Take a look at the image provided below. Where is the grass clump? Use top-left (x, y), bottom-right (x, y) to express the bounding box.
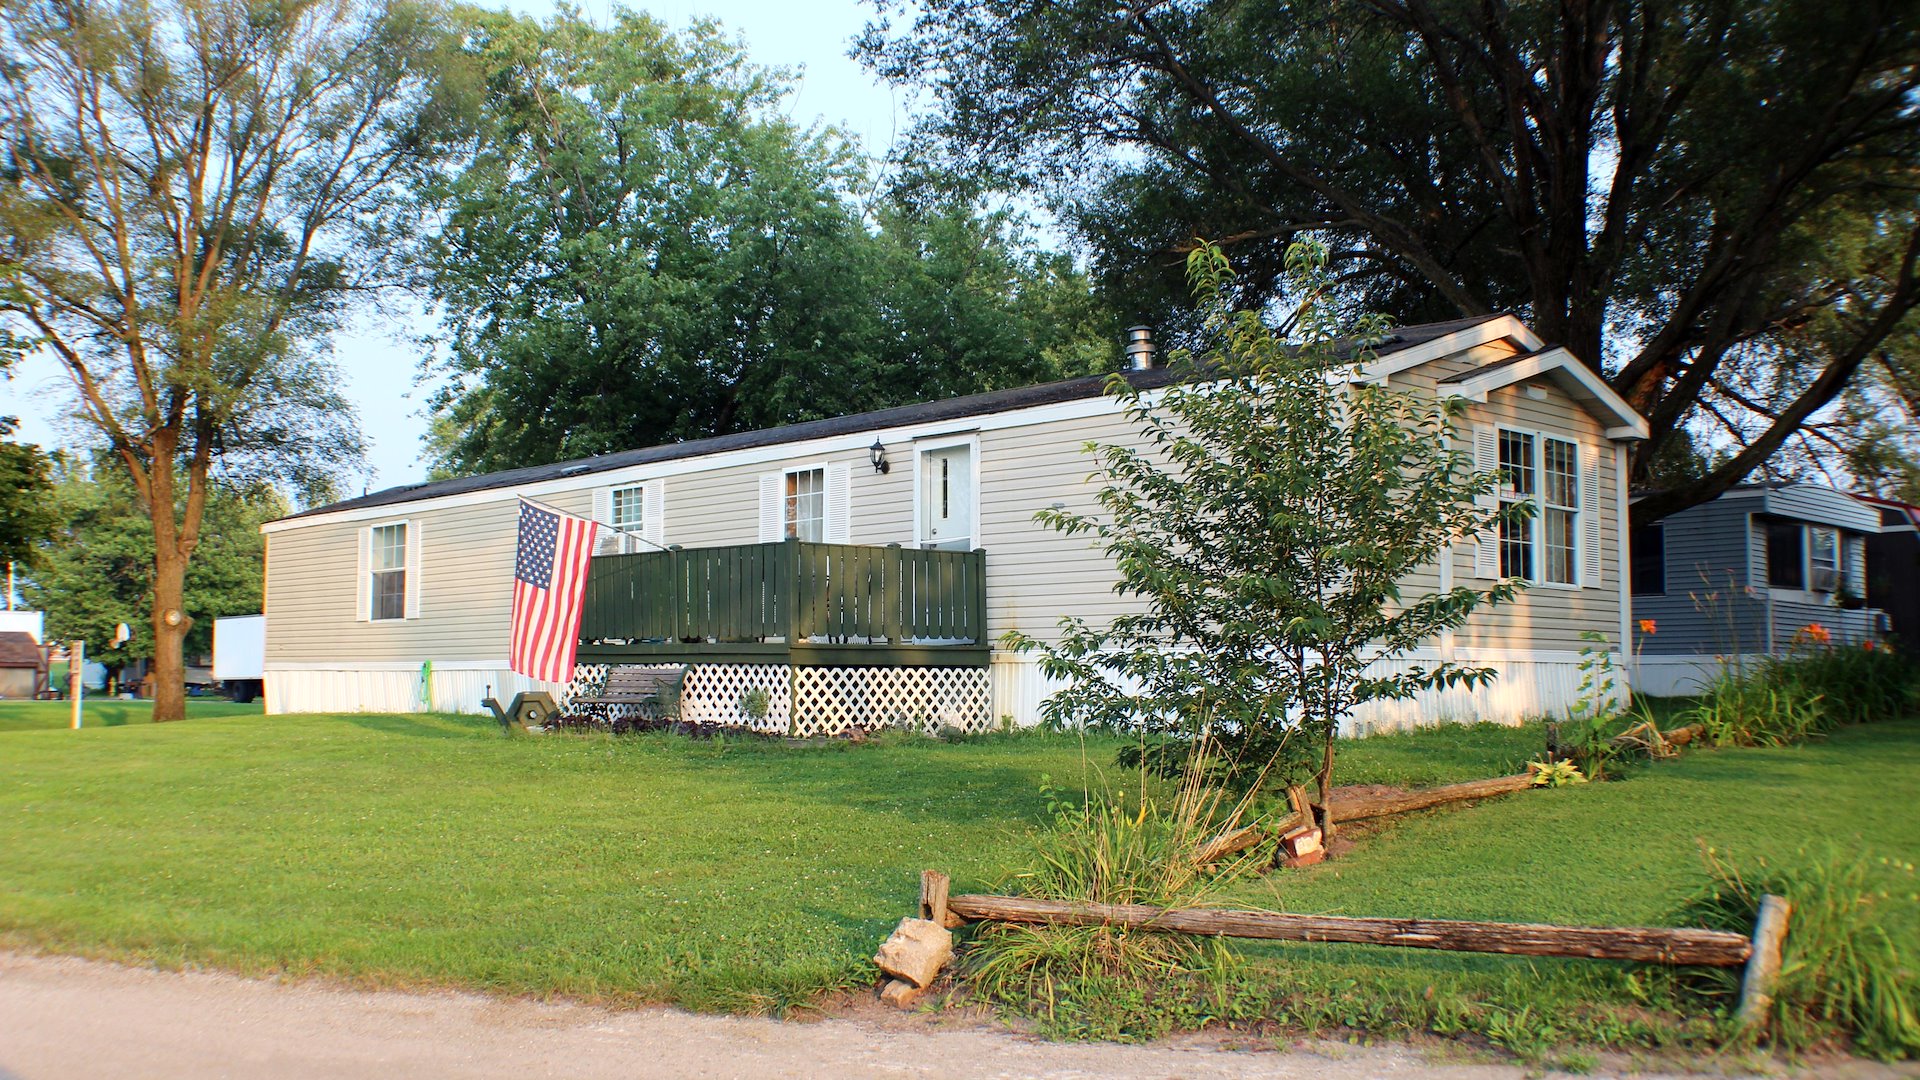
top-left (1673, 848), bottom-right (1920, 1060)
top-left (962, 761), bottom-right (1267, 1039)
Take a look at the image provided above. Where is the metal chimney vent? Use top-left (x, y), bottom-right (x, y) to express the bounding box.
top-left (1124, 325), bottom-right (1156, 370)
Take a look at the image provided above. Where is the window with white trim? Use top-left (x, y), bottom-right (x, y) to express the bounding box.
top-left (785, 468), bottom-right (825, 542)
top-left (1541, 436), bottom-right (1580, 585)
top-left (370, 523), bottom-right (407, 621)
top-left (1497, 430), bottom-right (1535, 580)
top-left (610, 485), bottom-right (646, 534)
top-left (1809, 526), bottom-right (1840, 592)
top-left (1496, 428), bottom-right (1583, 585)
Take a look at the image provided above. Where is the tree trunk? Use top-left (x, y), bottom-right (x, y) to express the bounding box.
top-left (149, 542), bottom-right (192, 723)
top-left (1316, 729), bottom-right (1337, 839)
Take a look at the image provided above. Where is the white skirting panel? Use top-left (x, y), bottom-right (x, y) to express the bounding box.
top-left (264, 663), bottom-right (565, 716)
top-left (989, 650), bottom-right (1628, 734)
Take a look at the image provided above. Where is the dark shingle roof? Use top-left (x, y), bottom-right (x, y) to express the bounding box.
top-left (286, 314), bottom-right (1508, 522)
top-left (0, 632), bottom-right (43, 668)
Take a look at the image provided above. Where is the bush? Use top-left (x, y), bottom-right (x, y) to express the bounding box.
top-left (1671, 848), bottom-right (1920, 1060)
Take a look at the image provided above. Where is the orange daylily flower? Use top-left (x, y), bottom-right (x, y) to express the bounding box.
top-left (1637, 619), bottom-right (1657, 634)
top-left (1802, 622), bottom-right (1831, 645)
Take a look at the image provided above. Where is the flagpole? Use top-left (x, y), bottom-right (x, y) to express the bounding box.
top-left (517, 495), bottom-right (670, 551)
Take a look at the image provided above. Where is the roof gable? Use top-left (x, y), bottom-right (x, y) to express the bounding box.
top-left (1435, 347), bottom-right (1650, 440)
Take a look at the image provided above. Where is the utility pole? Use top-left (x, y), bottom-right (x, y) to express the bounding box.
top-left (5, 561), bottom-right (14, 611)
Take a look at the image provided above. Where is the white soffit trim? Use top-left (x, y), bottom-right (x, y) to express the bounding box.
top-left (1444, 347), bottom-right (1650, 441)
top-left (1351, 314), bottom-right (1544, 384)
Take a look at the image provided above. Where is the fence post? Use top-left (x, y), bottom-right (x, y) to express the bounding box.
top-left (1736, 894), bottom-right (1792, 1031)
top-left (885, 544), bottom-right (906, 644)
top-left (969, 549), bottom-right (988, 645)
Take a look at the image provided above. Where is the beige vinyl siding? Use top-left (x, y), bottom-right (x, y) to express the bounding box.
top-left (266, 490), bottom-right (591, 663)
top-left (977, 411), bottom-right (1147, 643)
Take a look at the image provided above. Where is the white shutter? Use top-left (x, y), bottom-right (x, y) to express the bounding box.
top-left (758, 474), bottom-right (784, 542)
top-left (644, 482), bottom-right (666, 548)
top-left (354, 526), bottom-right (371, 622)
top-left (1473, 425), bottom-right (1500, 578)
top-left (1845, 534), bottom-right (1866, 597)
top-left (591, 488), bottom-right (621, 555)
top-left (404, 521), bottom-right (423, 619)
top-left (825, 462), bottom-right (852, 545)
top-left (1581, 445), bottom-right (1603, 588)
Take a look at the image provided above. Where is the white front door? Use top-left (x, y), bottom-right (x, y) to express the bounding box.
top-left (920, 444), bottom-right (975, 550)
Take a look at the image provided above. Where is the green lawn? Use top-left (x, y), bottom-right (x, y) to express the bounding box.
top-left (0, 699), bottom-right (262, 733)
top-left (0, 710), bottom-right (1913, 1038)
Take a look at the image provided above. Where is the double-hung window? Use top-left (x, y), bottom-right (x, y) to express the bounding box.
top-left (610, 485), bottom-right (646, 535)
top-left (1496, 428), bottom-right (1582, 586)
top-left (1541, 437), bottom-right (1580, 585)
top-left (1809, 526), bottom-right (1840, 592)
top-left (785, 468), bottom-right (825, 542)
top-left (370, 523), bottom-right (407, 621)
top-left (1497, 430), bottom-right (1536, 581)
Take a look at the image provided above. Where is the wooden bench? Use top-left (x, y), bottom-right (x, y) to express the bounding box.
top-left (568, 666), bottom-right (685, 728)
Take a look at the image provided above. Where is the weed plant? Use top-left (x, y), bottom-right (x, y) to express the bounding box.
top-left (1670, 848), bottom-right (1920, 1060)
top-left (961, 749), bottom-right (1270, 1038)
top-left (1681, 641), bottom-right (1918, 747)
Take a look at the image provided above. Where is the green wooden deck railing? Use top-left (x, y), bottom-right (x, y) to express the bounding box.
top-left (576, 540), bottom-right (989, 667)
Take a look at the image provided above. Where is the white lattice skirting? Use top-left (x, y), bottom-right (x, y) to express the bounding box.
top-left (672, 663), bottom-right (990, 737)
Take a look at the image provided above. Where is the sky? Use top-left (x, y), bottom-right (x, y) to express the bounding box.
top-left (0, 0), bottom-right (908, 499)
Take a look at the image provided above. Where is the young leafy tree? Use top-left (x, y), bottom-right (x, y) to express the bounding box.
top-left (861, 0), bottom-right (1920, 520)
top-left (0, 0), bottom-right (458, 719)
top-left (1008, 242), bottom-right (1523, 825)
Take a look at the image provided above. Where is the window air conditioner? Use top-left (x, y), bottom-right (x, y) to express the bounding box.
top-left (1810, 566), bottom-right (1840, 593)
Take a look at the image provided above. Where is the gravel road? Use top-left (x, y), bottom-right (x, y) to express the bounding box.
top-left (0, 951), bottom-right (1893, 1080)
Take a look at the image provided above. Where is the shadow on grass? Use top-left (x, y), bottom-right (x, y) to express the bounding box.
top-left (336, 713), bottom-right (491, 740)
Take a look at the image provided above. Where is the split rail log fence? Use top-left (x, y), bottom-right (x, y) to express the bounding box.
top-left (1317, 772), bottom-right (1535, 823)
top-left (883, 870), bottom-right (1791, 1029)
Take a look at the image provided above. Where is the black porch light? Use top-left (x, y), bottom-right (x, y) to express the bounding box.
top-left (869, 437), bottom-right (890, 474)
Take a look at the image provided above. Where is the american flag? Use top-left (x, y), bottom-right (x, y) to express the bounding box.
top-left (509, 500), bottom-right (600, 684)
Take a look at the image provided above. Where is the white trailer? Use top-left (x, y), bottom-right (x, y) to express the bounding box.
top-left (212, 614), bottom-right (265, 703)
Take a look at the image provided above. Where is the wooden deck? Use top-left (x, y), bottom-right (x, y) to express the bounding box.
top-left (576, 540), bottom-right (989, 667)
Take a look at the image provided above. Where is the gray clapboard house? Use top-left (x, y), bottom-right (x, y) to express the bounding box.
top-left (1629, 483), bottom-right (1888, 695)
top-left (260, 314), bottom-right (1648, 734)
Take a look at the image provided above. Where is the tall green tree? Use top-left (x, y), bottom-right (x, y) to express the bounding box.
top-left (0, 0), bottom-right (462, 719)
top-left (0, 417), bottom-right (56, 570)
top-left (25, 459), bottom-right (284, 665)
top-left (418, 7), bottom-right (1115, 475)
top-left (860, 0), bottom-right (1920, 520)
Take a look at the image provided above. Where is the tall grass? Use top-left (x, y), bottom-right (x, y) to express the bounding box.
top-left (1679, 642), bottom-right (1919, 748)
top-left (1672, 848), bottom-right (1920, 1060)
top-left (961, 750), bottom-right (1271, 1038)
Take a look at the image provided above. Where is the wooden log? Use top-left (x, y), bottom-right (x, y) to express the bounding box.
top-left (1318, 772), bottom-right (1534, 823)
top-left (944, 894), bottom-right (1753, 967)
top-left (1194, 824), bottom-right (1265, 865)
top-left (1736, 894), bottom-right (1793, 1029)
top-left (919, 869), bottom-right (954, 927)
top-left (1663, 723), bottom-right (1706, 749)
